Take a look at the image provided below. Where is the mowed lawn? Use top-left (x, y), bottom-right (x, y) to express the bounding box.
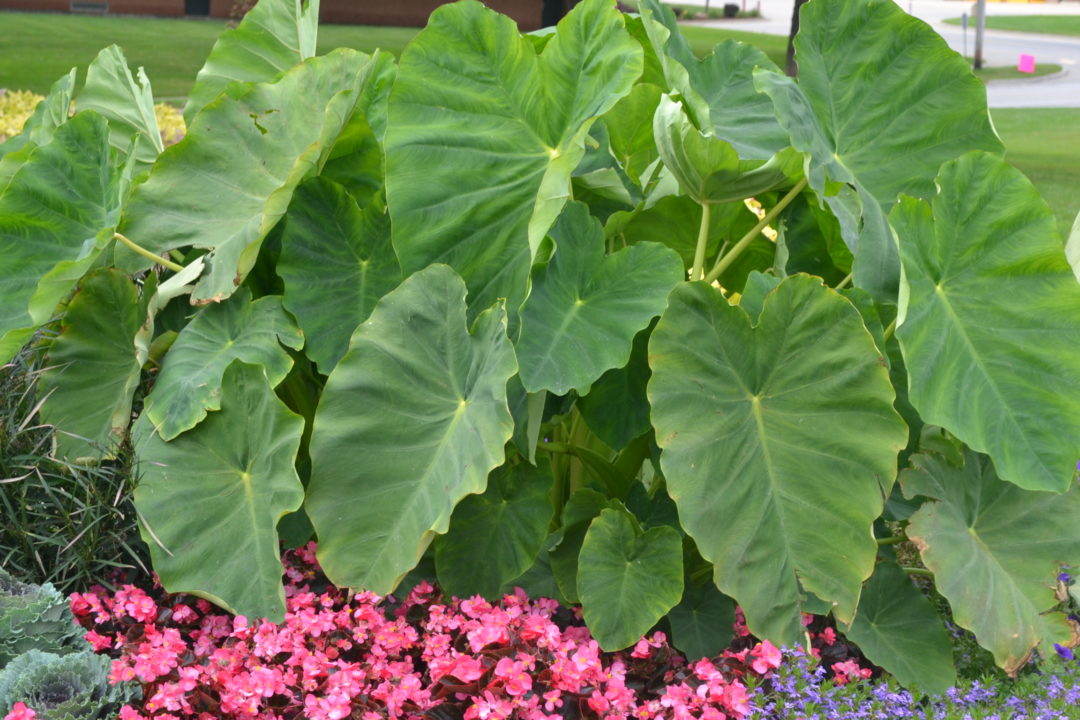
top-left (0, 11), bottom-right (420, 99)
top-left (991, 108), bottom-right (1080, 237)
top-left (0, 11), bottom-right (784, 99)
top-left (945, 15), bottom-right (1080, 37)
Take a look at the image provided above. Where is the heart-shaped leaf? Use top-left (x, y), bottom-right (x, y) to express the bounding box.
top-left (844, 560), bottom-right (956, 693)
top-left (517, 201), bottom-right (682, 395)
top-left (648, 274), bottom-right (907, 645)
top-left (893, 152), bottom-right (1080, 493)
top-left (77, 45), bottom-right (163, 171)
top-left (0, 112), bottom-right (120, 363)
top-left (0, 69), bottom-right (76, 191)
top-left (306, 265), bottom-right (517, 594)
top-left (578, 324), bottom-right (653, 451)
top-left (39, 269), bottom-right (141, 461)
top-left (132, 361), bottom-right (305, 622)
top-left (900, 449), bottom-right (1080, 673)
top-left (549, 488), bottom-right (623, 604)
top-left (142, 290), bottom-right (304, 441)
top-left (434, 459), bottom-right (556, 599)
top-left (667, 580), bottom-right (736, 661)
top-left (385, 0), bottom-right (642, 317)
top-left (119, 49), bottom-right (378, 304)
top-left (578, 508), bottom-right (683, 650)
top-left (653, 95), bottom-right (796, 206)
top-left (637, 0), bottom-right (787, 160)
top-left (185, 0), bottom-right (319, 122)
top-left (278, 178), bottom-right (401, 373)
top-left (753, 0), bottom-right (1003, 300)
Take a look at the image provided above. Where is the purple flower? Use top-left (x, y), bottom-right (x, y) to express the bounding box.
top-left (1054, 643), bottom-right (1075, 661)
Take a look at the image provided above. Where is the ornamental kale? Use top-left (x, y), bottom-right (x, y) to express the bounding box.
top-left (0, 650), bottom-right (136, 720)
top-left (0, 569), bottom-right (81, 664)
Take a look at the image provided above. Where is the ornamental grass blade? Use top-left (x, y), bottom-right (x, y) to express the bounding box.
top-left (385, 0), bottom-right (642, 318)
top-left (141, 290), bottom-right (303, 441)
top-left (893, 152), bottom-right (1080, 492)
top-left (119, 49), bottom-right (378, 304)
top-left (0, 112), bottom-right (120, 364)
top-left (578, 508), bottom-right (683, 650)
top-left (132, 361), bottom-right (305, 622)
top-left (517, 201), bottom-right (682, 395)
top-left (648, 275), bottom-right (907, 646)
top-left (278, 178), bottom-right (401, 373)
top-left (306, 265), bottom-right (517, 594)
top-left (39, 269), bottom-right (141, 462)
top-left (900, 449), bottom-right (1080, 673)
top-left (753, 0), bottom-right (1003, 300)
top-left (845, 560), bottom-right (956, 694)
top-left (434, 459), bottom-right (556, 599)
top-left (185, 0), bottom-right (320, 122)
top-left (77, 45), bottom-right (164, 172)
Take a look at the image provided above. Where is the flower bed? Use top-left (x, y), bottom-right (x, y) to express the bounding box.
top-left (4, 544), bottom-right (1077, 720)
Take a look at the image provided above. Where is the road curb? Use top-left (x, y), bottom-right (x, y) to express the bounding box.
top-left (986, 67), bottom-right (1071, 85)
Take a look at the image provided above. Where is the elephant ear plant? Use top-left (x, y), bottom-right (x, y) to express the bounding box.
top-left (3, 0), bottom-right (1080, 695)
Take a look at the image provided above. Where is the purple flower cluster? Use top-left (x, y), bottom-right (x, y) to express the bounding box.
top-left (744, 647), bottom-right (1080, 720)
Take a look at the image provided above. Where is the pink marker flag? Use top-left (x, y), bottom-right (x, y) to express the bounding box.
top-left (1018, 54), bottom-right (1036, 73)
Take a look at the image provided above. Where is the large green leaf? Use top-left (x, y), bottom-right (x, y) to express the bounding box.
top-left (578, 508), bottom-right (683, 650)
top-left (434, 459), bottom-right (556, 599)
top-left (385, 0), bottom-right (642, 317)
top-left (602, 83), bottom-right (662, 185)
top-left (652, 96), bottom-right (794, 207)
top-left (648, 275), bottom-right (907, 645)
top-left (0, 70), bottom-right (76, 191)
top-left (577, 324), bottom-right (653, 451)
top-left (132, 361), bottom-right (305, 622)
top-left (892, 152), bottom-right (1080, 493)
top-left (306, 265), bottom-right (517, 594)
top-left (76, 45), bottom-right (163, 171)
top-left (184, 0), bottom-right (319, 122)
top-left (637, 0), bottom-right (787, 160)
top-left (141, 290), bottom-right (304, 441)
top-left (845, 560), bottom-right (956, 694)
top-left (0, 111), bottom-right (120, 363)
top-left (119, 49), bottom-right (377, 304)
top-left (278, 178), bottom-right (401, 373)
top-left (900, 450), bottom-right (1080, 673)
top-left (38, 269), bottom-right (141, 461)
top-left (753, 0), bottom-right (1002, 300)
top-left (549, 488), bottom-right (622, 604)
top-left (668, 579), bottom-right (736, 662)
top-left (517, 202), bottom-right (682, 395)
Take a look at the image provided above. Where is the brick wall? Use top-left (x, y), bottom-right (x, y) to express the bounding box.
top-left (109, 0), bottom-right (183, 15)
top-left (0, 0), bottom-right (544, 28)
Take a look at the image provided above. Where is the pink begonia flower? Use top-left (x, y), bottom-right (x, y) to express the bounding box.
top-left (84, 629), bottom-right (113, 652)
top-left (749, 640), bottom-right (782, 675)
top-left (493, 656), bottom-right (532, 696)
top-left (3, 702), bottom-right (37, 720)
top-left (820, 627), bottom-right (837, 646)
top-left (831, 659), bottom-right (871, 685)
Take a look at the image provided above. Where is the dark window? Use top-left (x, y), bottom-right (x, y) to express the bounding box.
top-left (185, 0), bottom-right (210, 15)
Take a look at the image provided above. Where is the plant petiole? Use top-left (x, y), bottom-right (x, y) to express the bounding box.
top-left (902, 567), bottom-right (934, 578)
top-left (876, 535), bottom-right (906, 546)
top-left (113, 232), bottom-right (184, 273)
top-left (883, 318), bottom-right (897, 343)
top-left (836, 272), bottom-right (853, 290)
top-left (690, 202), bottom-right (712, 282)
top-left (705, 177), bottom-right (808, 284)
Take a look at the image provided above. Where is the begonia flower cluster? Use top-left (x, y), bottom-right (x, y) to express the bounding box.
top-left (54, 544), bottom-right (789, 720)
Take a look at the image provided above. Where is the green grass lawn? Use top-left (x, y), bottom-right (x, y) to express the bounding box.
top-left (0, 11), bottom-right (784, 100)
top-left (945, 15), bottom-right (1080, 37)
top-left (991, 108), bottom-right (1080, 236)
top-left (0, 11), bottom-right (421, 99)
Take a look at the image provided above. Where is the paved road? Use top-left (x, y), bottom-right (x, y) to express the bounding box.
top-left (679, 0), bottom-right (1080, 106)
